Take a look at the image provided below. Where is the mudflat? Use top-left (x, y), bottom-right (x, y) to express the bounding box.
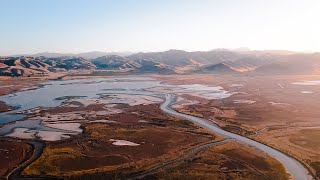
top-left (157, 74), bottom-right (320, 178)
top-left (0, 74), bottom-right (316, 179)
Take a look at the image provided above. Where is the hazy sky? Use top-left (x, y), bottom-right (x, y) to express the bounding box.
top-left (1, 0), bottom-right (319, 55)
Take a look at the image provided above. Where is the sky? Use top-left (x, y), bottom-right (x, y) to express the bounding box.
top-left (0, 0), bottom-right (320, 55)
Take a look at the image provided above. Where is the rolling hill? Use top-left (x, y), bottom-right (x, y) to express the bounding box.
top-left (1, 50), bottom-right (319, 76)
top-left (91, 55), bottom-right (173, 74)
top-left (0, 56), bottom-right (95, 76)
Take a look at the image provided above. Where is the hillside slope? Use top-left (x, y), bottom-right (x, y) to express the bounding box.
top-left (0, 57), bottom-right (95, 76)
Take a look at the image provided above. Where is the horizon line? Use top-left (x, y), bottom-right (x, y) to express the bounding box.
top-left (2, 48), bottom-right (318, 57)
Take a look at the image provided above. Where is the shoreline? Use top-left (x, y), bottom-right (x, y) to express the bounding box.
top-left (0, 75), bottom-right (318, 179)
top-left (161, 93), bottom-right (314, 180)
top-left (0, 138), bottom-right (45, 179)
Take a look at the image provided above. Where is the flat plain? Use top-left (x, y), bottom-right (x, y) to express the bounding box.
top-left (0, 73), bottom-right (319, 179)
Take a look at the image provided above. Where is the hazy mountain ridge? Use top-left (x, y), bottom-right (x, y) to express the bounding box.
top-left (127, 49), bottom-right (241, 67)
top-left (11, 51), bottom-right (134, 59)
top-left (0, 56), bottom-right (95, 76)
top-left (92, 55), bottom-right (136, 70)
top-left (254, 53), bottom-right (320, 74)
top-left (91, 55), bottom-right (174, 74)
top-left (1, 50), bottom-right (319, 76)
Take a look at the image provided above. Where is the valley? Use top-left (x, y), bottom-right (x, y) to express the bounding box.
top-left (2, 0), bottom-right (319, 179)
top-left (0, 73), bottom-right (319, 179)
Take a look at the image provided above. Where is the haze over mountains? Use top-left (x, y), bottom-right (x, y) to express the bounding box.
top-left (1, 49), bottom-right (319, 76)
top-left (12, 51), bottom-right (134, 59)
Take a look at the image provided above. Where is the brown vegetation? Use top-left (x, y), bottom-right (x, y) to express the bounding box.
top-left (0, 141), bottom-right (33, 177)
top-left (23, 103), bottom-right (219, 178)
top-left (0, 101), bottom-right (13, 112)
top-left (156, 74), bottom-right (320, 178)
top-left (150, 142), bottom-right (289, 180)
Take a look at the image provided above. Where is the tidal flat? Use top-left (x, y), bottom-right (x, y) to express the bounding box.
top-left (1, 74), bottom-right (319, 179)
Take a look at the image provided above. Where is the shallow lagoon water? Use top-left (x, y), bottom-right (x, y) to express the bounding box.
top-left (0, 77), bottom-right (231, 141)
top-left (162, 94), bottom-right (312, 180)
top-left (0, 77), bottom-right (161, 123)
top-left (233, 100), bottom-right (256, 104)
top-left (1, 77), bottom-right (160, 112)
top-left (292, 80), bottom-right (320, 85)
top-left (109, 139), bottom-right (140, 146)
top-left (301, 91), bottom-right (314, 94)
top-left (0, 77), bottom-right (231, 124)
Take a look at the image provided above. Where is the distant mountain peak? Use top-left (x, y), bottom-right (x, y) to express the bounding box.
top-left (2, 49), bottom-right (320, 76)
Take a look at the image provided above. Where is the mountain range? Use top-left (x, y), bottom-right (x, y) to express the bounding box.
top-left (1, 49), bottom-right (319, 76)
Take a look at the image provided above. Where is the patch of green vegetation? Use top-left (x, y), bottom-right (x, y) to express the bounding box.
top-left (179, 120), bottom-right (193, 126)
top-left (186, 130), bottom-right (213, 137)
top-left (215, 116), bottom-right (228, 121)
top-left (222, 125), bottom-right (255, 136)
top-left (23, 147), bottom-right (76, 176)
top-left (311, 161), bottom-right (320, 178)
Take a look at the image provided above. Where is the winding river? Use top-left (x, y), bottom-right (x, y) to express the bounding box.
top-left (161, 94), bottom-right (313, 180)
top-left (0, 77), bottom-right (314, 179)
